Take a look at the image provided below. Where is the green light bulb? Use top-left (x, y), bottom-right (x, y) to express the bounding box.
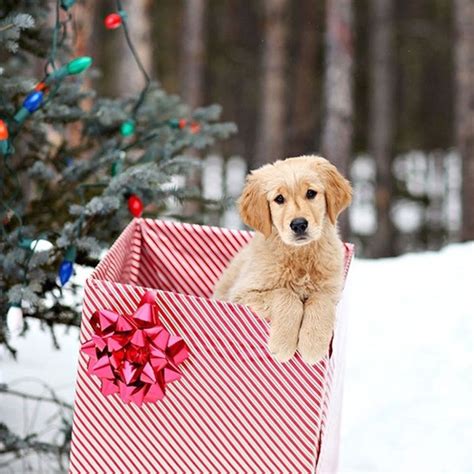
top-left (120, 120), bottom-right (135, 137)
top-left (67, 57), bottom-right (92, 75)
top-left (168, 118), bottom-right (180, 129)
top-left (61, 0), bottom-right (76, 10)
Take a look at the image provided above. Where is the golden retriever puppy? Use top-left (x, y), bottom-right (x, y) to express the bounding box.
top-left (213, 155), bottom-right (352, 364)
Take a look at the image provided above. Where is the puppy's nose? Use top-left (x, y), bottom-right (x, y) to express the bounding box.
top-left (290, 218), bottom-right (308, 235)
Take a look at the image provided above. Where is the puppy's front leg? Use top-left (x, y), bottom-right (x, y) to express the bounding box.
top-left (298, 293), bottom-right (337, 364)
top-left (232, 288), bottom-right (303, 362)
top-left (267, 289), bottom-right (304, 363)
top-left (232, 290), bottom-right (272, 320)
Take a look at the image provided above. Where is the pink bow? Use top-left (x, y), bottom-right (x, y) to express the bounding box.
top-left (81, 291), bottom-right (189, 406)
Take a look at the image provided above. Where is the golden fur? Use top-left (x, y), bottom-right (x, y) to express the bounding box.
top-left (213, 155), bottom-right (352, 364)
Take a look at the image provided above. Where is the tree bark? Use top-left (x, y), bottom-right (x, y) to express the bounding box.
top-left (369, 0), bottom-right (396, 257)
top-left (321, 0), bottom-right (354, 240)
top-left (117, 0), bottom-right (153, 94)
top-left (67, 0), bottom-right (97, 148)
top-left (180, 0), bottom-right (207, 107)
top-left (286, 0), bottom-right (319, 156)
top-left (254, 0), bottom-right (289, 168)
top-left (73, 0), bottom-right (95, 59)
top-left (454, 0), bottom-right (474, 242)
top-left (179, 0), bottom-right (208, 217)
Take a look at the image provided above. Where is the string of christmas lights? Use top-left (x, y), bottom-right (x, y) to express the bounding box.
top-left (2, 2), bottom-right (93, 328)
top-left (2, 0), bottom-right (205, 331)
top-left (102, 0), bottom-right (153, 220)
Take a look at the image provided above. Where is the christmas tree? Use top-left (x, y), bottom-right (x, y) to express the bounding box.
top-left (0, 1), bottom-right (236, 356)
top-left (0, 1), bottom-right (236, 466)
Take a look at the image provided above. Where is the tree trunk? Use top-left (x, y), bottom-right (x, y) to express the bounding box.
top-left (369, 0), bottom-right (396, 257)
top-left (180, 0), bottom-right (207, 107)
top-left (454, 0), bottom-right (474, 242)
top-left (68, 0), bottom-right (97, 148)
top-left (117, 0), bottom-right (153, 94)
top-left (73, 0), bottom-right (95, 59)
top-left (180, 0), bottom-right (208, 217)
top-left (321, 0), bottom-right (354, 240)
top-left (254, 0), bottom-right (289, 168)
top-left (286, 0), bottom-right (319, 156)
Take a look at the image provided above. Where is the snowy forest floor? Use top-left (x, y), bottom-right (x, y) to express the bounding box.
top-left (2, 242), bottom-right (473, 473)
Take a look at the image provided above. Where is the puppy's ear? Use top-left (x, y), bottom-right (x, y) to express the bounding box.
top-left (318, 160), bottom-right (352, 225)
top-left (238, 173), bottom-right (272, 237)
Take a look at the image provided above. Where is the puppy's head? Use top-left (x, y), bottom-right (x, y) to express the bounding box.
top-left (238, 155), bottom-right (352, 245)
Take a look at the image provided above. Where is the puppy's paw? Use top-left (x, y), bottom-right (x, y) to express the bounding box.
top-left (297, 332), bottom-right (329, 365)
top-left (268, 338), bottom-right (297, 362)
top-left (249, 301), bottom-right (271, 321)
top-left (268, 329), bottom-right (297, 363)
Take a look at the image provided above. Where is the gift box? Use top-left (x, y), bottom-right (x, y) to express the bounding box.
top-left (69, 218), bottom-right (353, 474)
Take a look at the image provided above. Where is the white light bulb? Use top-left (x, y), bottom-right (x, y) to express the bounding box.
top-left (30, 239), bottom-right (53, 252)
top-left (7, 305), bottom-right (24, 335)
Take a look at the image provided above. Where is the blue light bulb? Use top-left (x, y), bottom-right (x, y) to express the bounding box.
top-left (23, 91), bottom-right (43, 113)
top-left (59, 260), bottom-right (74, 286)
top-left (14, 90), bottom-right (45, 123)
top-left (58, 245), bottom-right (77, 286)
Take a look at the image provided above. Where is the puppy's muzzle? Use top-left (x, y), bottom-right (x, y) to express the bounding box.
top-left (290, 218), bottom-right (308, 236)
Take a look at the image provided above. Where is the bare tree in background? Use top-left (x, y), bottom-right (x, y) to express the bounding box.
top-left (180, 0), bottom-right (207, 107)
top-left (117, 0), bottom-right (153, 93)
top-left (255, 0), bottom-right (289, 167)
top-left (287, 0), bottom-right (319, 156)
top-left (321, 0), bottom-right (354, 239)
top-left (369, 0), bottom-right (396, 257)
top-left (454, 0), bottom-right (474, 242)
top-left (74, 0), bottom-right (96, 59)
top-left (69, 0), bottom-right (97, 146)
top-left (180, 0), bottom-right (208, 217)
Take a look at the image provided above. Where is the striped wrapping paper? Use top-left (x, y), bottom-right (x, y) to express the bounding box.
top-left (69, 218), bottom-right (354, 474)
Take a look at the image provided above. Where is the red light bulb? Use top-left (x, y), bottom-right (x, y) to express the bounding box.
top-left (128, 194), bottom-right (143, 217)
top-left (178, 119), bottom-right (187, 129)
top-left (105, 13), bottom-right (122, 30)
top-left (190, 122), bottom-right (201, 134)
top-left (0, 120), bottom-right (8, 140)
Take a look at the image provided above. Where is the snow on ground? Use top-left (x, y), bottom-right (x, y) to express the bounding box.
top-left (340, 242), bottom-right (473, 473)
top-left (1, 243), bottom-right (472, 472)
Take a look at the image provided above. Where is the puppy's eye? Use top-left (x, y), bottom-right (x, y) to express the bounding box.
top-left (306, 189), bottom-right (317, 199)
top-left (274, 194), bottom-right (285, 205)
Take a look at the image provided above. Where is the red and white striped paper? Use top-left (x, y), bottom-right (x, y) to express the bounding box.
top-left (69, 218), bottom-right (353, 474)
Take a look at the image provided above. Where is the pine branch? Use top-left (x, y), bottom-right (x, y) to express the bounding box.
top-left (0, 1), bottom-right (236, 352)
